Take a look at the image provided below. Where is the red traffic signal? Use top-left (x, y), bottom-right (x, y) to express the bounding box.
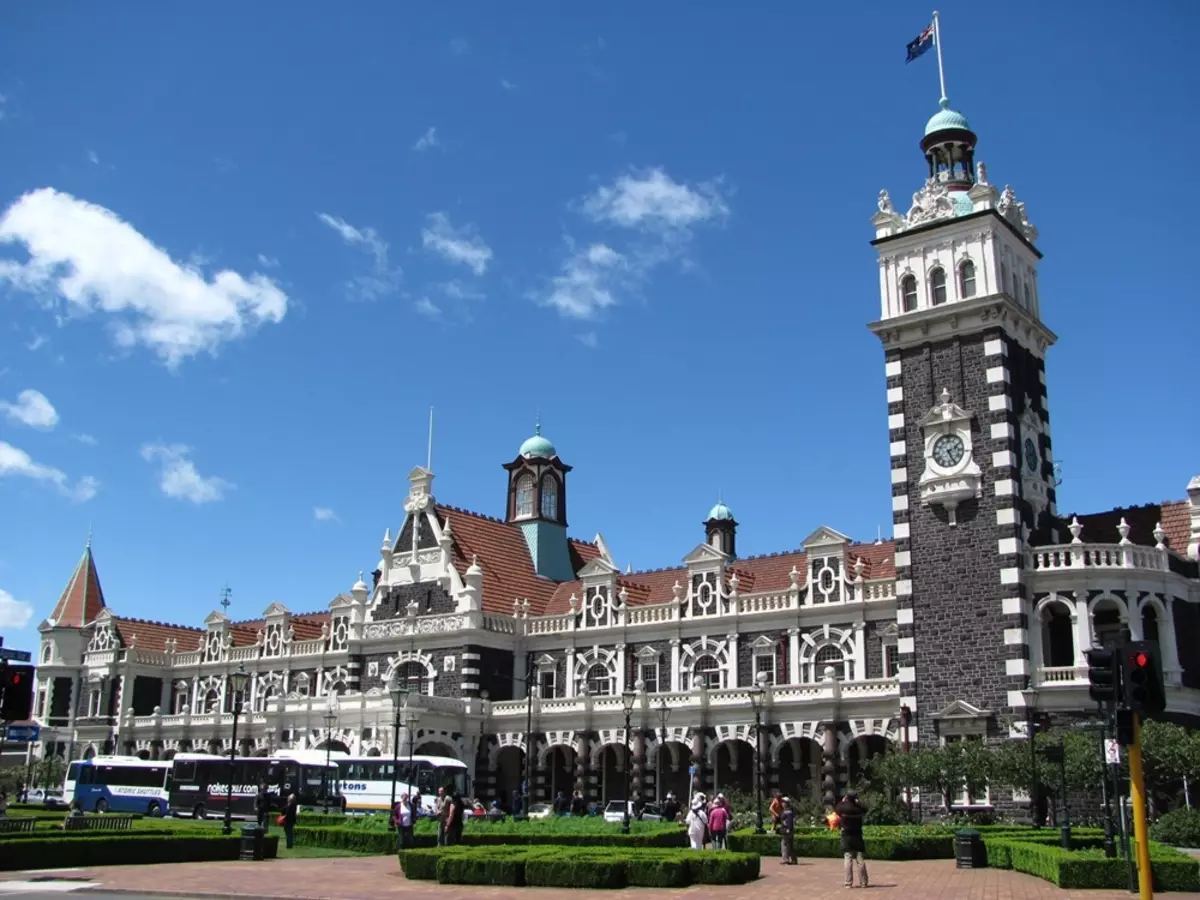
top-left (0, 662), bottom-right (35, 721)
top-left (1133, 652), bottom-right (1149, 668)
top-left (1121, 641), bottom-right (1166, 716)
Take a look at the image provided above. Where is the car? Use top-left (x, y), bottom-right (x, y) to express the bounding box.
top-left (24, 788), bottom-right (66, 808)
top-left (602, 800), bottom-right (662, 823)
top-left (526, 802), bottom-right (554, 819)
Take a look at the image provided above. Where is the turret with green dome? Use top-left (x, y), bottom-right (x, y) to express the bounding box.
top-left (704, 497), bottom-right (738, 558)
top-left (519, 423), bottom-right (557, 460)
top-left (920, 97), bottom-right (978, 191)
top-left (503, 418), bottom-right (575, 581)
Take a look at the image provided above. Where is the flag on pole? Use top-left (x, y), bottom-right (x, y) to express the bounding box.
top-left (906, 23), bottom-right (935, 63)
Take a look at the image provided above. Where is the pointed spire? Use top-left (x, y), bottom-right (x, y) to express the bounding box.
top-left (49, 535), bottom-right (107, 627)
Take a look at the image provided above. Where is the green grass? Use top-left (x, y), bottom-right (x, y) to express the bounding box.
top-left (277, 844), bottom-right (367, 859)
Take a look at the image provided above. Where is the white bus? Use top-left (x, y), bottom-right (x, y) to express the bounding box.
top-left (64, 756), bottom-right (172, 816)
top-left (274, 751), bottom-right (469, 814)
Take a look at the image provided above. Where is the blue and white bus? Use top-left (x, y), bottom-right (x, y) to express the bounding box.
top-left (66, 756), bottom-right (172, 816)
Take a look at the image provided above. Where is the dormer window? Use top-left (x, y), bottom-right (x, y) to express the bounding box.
top-left (901, 275), bottom-right (918, 312)
top-left (540, 475), bottom-right (558, 520)
top-left (515, 474), bottom-right (535, 519)
top-left (959, 260), bottom-right (976, 298)
top-left (930, 267), bottom-right (947, 305)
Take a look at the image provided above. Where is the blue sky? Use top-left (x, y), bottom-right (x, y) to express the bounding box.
top-left (1, 1), bottom-right (1197, 644)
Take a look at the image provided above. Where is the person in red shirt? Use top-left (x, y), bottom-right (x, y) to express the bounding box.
top-left (708, 797), bottom-right (730, 850)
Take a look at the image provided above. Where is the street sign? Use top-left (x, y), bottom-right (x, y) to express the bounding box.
top-left (4, 724), bottom-right (39, 743)
top-left (1105, 738), bottom-right (1121, 766)
top-left (688, 765), bottom-right (697, 777)
top-left (0, 648), bottom-right (32, 662)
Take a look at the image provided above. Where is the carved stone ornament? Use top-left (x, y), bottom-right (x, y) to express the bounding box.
top-left (403, 492), bottom-right (431, 514)
top-left (878, 189), bottom-right (893, 213)
top-left (996, 184), bottom-right (1038, 241)
top-left (917, 388), bottom-right (982, 527)
top-left (905, 179), bottom-right (958, 228)
top-left (362, 614), bottom-right (465, 640)
top-left (1018, 401), bottom-right (1049, 523)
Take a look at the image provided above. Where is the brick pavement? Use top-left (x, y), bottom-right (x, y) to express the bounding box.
top-left (5, 855), bottom-right (1199, 900)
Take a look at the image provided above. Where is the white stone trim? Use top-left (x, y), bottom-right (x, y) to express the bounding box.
top-left (892, 494), bottom-right (909, 512)
top-left (887, 386), bottom-right (904, 404)
top-left (985, 366), bottom-right (1009, 384)
top-left (1001, 596), bottom-right (1024, 616)
top-left (894, 551), bottom-right (911, 568)
top-left (893, 522), bottom-right (910, 540)
top-left (983, 338), bottom-right (1006, 357)
top-left (988, 394), bottom-right (1012, 412)
top-left (900, 696), bottom-right (917, 712)
top-left (999, 567), bottom-right (1022, 586)
top-left (992, 450), bottom-right (1016, 469)
top-left (898, 666), bottom-right (916, 683)
top-left (461, 652), bottom-right (481, 661)
top-left (1005, 658), bottom-right (1029, 677)
top-left (897, 637), bottom-right (915, 655)
top-left (1003, 627), bottom-right (1026, 645)
top-left (890, 440), bottom-right (907, 457)
top-left (994, 479), bottom-right (1016, 496)
top-left (996, 507), bottom-right (1018, 525)
top-left (885, 359), bottom-right (903, 377)
top-left (1008, 689), bottom-right (1034, 708)
top-left (888, 413), bottom-right (905, 431)
top-left (891, 467), bottom-right (907, 484)
top-left (895, 579), bottom-right (912, 596)
top-left (990, 422), bottom-right (1014, 440)
top-left (997, 537), bottom-right (1020, 556)
top-left (896, 608), bottom-right (914, 626)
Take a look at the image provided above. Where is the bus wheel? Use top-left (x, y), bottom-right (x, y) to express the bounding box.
top-left (147, 801), bottom-right (163, 817)
top-left (95, 799), bottom-right (109, 814)
top-left (193, 803), bottom-right (207, 820)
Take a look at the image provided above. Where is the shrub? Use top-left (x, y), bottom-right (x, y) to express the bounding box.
top-left (0, 834), bottom-right (278, 871)
top-left (984, 836), bottom-right (1200, 892)
top-left (1151, 808), bottom-right (1200, 848)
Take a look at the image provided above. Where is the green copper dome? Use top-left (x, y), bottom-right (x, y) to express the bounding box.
top-left (925, 100), bottom-right (970, 136)
top-left (707, 501), bottom-right (735, 521)
top-left (519, 424), bottom-right (556, 459)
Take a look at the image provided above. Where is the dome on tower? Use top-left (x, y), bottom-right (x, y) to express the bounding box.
top-left (925, 104), bottom-right (970, 136)
top-left (519, 425), bottom-right (556, 459)
top-left (707, 501), bottom-right (735, 521)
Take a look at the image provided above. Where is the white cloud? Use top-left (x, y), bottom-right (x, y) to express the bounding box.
top-left (0, 441), bottom-right (98, 502)
top-left (0, 588), bottom-right (33, 629)
top-left (87, 149), bottom-right (100, 166)
top-left (501, 79), bottom-right (518, 91)
top-left (577, 332), bottom-right (599, 349)
top-left (421, 213), bottom-right (493, 276)
top-left (0, 188), bottom-right (289, 368)
top-left (438, 279), bottom-right (485, 301)
top-left (316, 212), bottom-right (401, 301)
top-left (538, 242), bottom-right (627, 320)
top-left (73, 433), bottom-right (98, 446)
top-left (140, 442), bottom-right (232, 504)
top-left (0, 389), bottom-right (59, 429)
top-left (27, 332), bottom-right (47, 351)
top-left (413, 127), bottom-right (441, 152)
top-left (580, 168), bottom-right (728, 233)
top-left (414, 297), bottom-right (442, 318)
top-left (313, 506), bottom-right (340, 523)
top-left (257, 254), bottom-right (279, 268)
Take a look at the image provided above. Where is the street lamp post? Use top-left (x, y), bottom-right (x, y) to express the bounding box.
top-left (748, 679), bottom-right (766, 835)
top-left (1022, 688), bottom-right (1040, 829)
top-left (655, 700), bottom-right (671, 805)
top-left (388, 677), bottom-right (409, 831)
top-left (406, 708), bottom-right (421, 801)
top-left (322, 694), bottom-right (339, 814)
top-left (621, 690), bottom-right (637, 835)
top-left (223, 664), bottom-right (249, 836)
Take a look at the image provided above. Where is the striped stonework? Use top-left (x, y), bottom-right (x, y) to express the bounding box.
top-left (885, 352), bottom-right (918, 747)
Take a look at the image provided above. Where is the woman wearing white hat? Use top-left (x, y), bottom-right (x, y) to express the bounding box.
top-left (685, 793), bottom-right (709, 851)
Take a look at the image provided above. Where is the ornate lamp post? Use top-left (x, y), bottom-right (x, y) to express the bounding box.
top-left (222, 664), bottom-right (249, 835)
top-left (322, 693), bottom-right (339, 814)
top-left (748, 677), bottom-right (767, 835)
top-left (655, 699), bottom-right (671, 805)
top-left (621, 690), bottom-right (637, 834)
top-left (1021, 688), bottom-right (1040, 829)
top-left (406, 707), bottom-right (421, 803)
top-left (388, 676), bottom-right (408, 831)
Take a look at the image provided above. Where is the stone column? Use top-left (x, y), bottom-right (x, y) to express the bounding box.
top-left (788, 629), bottom-right (800, 685)
top-left (821, 725), bottom-right (838, 807)
top-left (726, 633), bottom-right (739, 689)
top-left (669, 640), bottom-right (681, 692)
top-left (632, 728), bottom-right (645, 800)
top-left (853, 623), bottom-right (867, 680)
top-left (574, 734), bottom-right (588, 798)
top-left (565, 648), bottom-right (576, 698)
top-left (690, 729), bottom-right (703, 798)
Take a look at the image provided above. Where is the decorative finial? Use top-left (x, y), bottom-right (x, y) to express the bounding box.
top-left (939, 387), bottom-right (951, 406)
top-left (86, 523), bottom-right (93, 550)
top-left (1068, 516), bottom-right (1083, 544)
top-left (1117, 518), bottom-right (1131, 545)
top-left (976, 161), bottom-right (988, 185)
top-left (939, 97), bottom-right (949, 110)
top-left (535, 408), bottom-right (541, 436)
top-left (220, 584), bottom-right (232, 614)
top-left (1153, 522), bottom-right (1166, 551)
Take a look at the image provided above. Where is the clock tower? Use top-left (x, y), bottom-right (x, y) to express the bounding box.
top-left (868, 99), bottom-right (1057, 746)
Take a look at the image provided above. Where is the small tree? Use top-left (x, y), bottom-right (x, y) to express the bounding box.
top-left (32, 755), bottom-right (66, 790)
top-left (1141, 720), bottom-right (1200, 810)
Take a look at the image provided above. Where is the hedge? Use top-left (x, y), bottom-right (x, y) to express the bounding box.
top-left (398, 846), bottom-right (759, 888)
top-left (295, 822), bottom-right (687, 854)
top-left (984, 838), bottom-right (1200, 892)
top-left (0, 834), bottom-right (279, 871)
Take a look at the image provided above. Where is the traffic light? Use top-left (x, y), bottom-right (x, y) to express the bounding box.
top-left (0, 662), bottom-right (35, 721)
top-left (1121, 641), bottom-right (1166, 716)
top-left (1086, 645), bottom-right (1119, 706)
top-left (1115, 708), bottom-right (1135, 746)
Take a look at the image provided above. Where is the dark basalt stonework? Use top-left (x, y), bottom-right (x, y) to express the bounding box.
top-left (737, 631), bottom-right (785, 686)
top-left (359, 648), bottom-right (461, 697)
top-left (395, 511), bottom-right (441, 553)
top-left (373, 581), bottom-right (456, 620)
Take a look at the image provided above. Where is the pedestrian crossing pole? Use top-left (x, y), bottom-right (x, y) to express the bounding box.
top-left (1128, 712), bottom-right (1153, 900)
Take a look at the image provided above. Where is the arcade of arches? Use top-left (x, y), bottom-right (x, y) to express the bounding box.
top-left (476, 730), bottom-right (891, 808)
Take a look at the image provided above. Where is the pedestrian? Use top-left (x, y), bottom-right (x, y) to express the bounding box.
top-left (686, 794), bottom-right (708, 851)
top-left (553, 790), bottom-right (567, 816)
top-left (433, 787), bottom-right (448, 846)
top-left (834, 791), bottom-right (868, 888)
top-left (0, 791), bottom-right (8, 818)
top-left (255, 783), bottom-right (270, 832)
top-left (779, 797), bottom-right (797, 865)
top-left (570, 790), bottom-right (586, 817)
top-left (769, 791), bottom-right (783, 831)
top-left (661, 792), bottom-right (679, 823)
top-left (708, 796), bottom-right (729, 850)
top-left (445, 793), bottom-right (465, 845)
top-left (282, 793), bottom-right (298, 850)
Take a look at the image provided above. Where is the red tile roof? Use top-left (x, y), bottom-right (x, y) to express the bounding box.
top-left (1069, 499), bottom-right (1192, 555)
top-left (114, 618), bottom-right (203, 653)
top-left (544, 540), bottom-right (896, 614)
top-left (49, 546), bottom-right (106, 627)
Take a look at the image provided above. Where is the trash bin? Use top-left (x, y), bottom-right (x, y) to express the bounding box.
top-left (954, 829), bottom-right (986, 869)
top-left (240, 823), bottom-right (265, 861)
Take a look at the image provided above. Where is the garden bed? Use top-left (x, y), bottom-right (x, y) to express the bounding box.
top-left (398, 846), bottom-right (759, 888)
top-left (0, 833), bottom-right (278, 871)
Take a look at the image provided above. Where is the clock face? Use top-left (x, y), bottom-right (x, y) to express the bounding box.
top-left (1024, 437), bottom-right (1039, 473)
top-left (931, 433), bottom-right (965, 468)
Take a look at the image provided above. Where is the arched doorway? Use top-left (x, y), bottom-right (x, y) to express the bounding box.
top-left (162, 749), bottom-right (177, 761)
top-left (545, 745), bottom-right (574, 803)
top-left (777, 738), bottom-right (820, 803)
top-left (597, 744), bottom-right (630, 803)
top-left (136, 749), bottom-right (150, 760)
top-left (366, 747), bottom-right (381, 758)
top-left (655, 741), bottom-right (691, 804)
top-left (714, 740), bottom-right (754, 796)
top-left (414, 741), bottom-right (458, 760)
top-left (315, 739), bottom-right (351, 753)
top-left (495, 745), bottom-right (525, 811)
top-left (847, 735), bottom-right (890, 790)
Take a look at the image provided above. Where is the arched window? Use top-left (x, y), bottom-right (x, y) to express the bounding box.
top-left (255, 683), bottom-right (279, 713)
top-left (901, 275), bottom-right (918, 312)
top-left (1142, 605), bottom-right (1160, 646)
top-left (292, 673), bottom-right (311, 698)
top-left (203, 689), bottom-right (221, 713)
top-left (41, 643), bottom-right (52, 664)
top-left (693, 654), bottom-right (723, 690)
top-left (585, 663), bottom-right (612, 696)
top-left (540, 475), bottom-right (558, 520)
top-left (809, 643), bottom-right (849, 682)
top-left (515, 475), bottom-right (534, 519)
top-left (959, 260), bottom-right (976, 298)
top-left (396, 661), bottom-right (426, 694)
top-left (930, 267), bottom-right (947, 305)
top-left (1039, 603), bottom-right (1075, 668)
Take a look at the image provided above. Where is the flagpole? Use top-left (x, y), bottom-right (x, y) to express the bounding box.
top-left (932, 10), bottom-right (948, 105)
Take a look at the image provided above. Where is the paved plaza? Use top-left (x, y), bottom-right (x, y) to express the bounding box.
top-left (3, 856), bottom-right (1197, 900)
